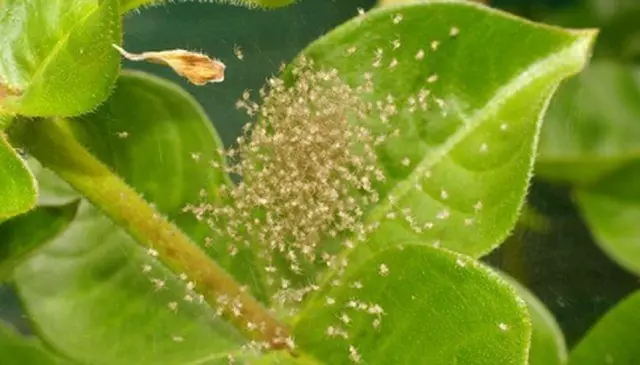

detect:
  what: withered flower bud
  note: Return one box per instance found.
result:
[112,44,225,85]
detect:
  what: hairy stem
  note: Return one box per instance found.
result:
[8,118,289,349]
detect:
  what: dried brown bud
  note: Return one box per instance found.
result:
[112,44,225,85]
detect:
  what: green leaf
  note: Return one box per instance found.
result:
[300,1,596,258]
[13,72,253,364]
[0,321,67,365]
[0,0,121,117]
[569,290,640,364]
[0,135,37,221]
[119,0,297,13]
[575,162,640,276]
[0,202,79,280]
[536,62,640,185]
[14,202,245,365]
[293,245,531,364]
[502,274,567,365]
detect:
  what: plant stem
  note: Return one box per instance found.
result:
[8,118,289,349]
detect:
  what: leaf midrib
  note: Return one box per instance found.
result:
[364,36,592,227]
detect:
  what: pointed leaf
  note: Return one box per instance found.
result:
[537,62,640,185]
[0,202,78,280]
[293,245,531,364]
[299,1,596,259]
[569,290,640,364]
[575,162,640,276]
[0,135,37,221]
[0,0,121,116]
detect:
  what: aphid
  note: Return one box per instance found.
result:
[349,345,362,363]
[168,301,178,312]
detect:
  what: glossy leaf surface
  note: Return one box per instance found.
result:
[294,245,531,364]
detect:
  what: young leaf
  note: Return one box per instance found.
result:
[502,274,567,365]
[0,202,79,280]
[293,245,531,364]
[0,0,121,117]
[12,72,259,364]
[298,1,596,259]
[575,162,640,276]
[537,62,640,185]
[569,290,640,364]
[119,0,297,13]
[0,321,67,365]
[0,135,37,221]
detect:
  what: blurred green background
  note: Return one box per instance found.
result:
[2,0,640,352]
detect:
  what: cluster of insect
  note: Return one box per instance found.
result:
[144,9,488,363]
